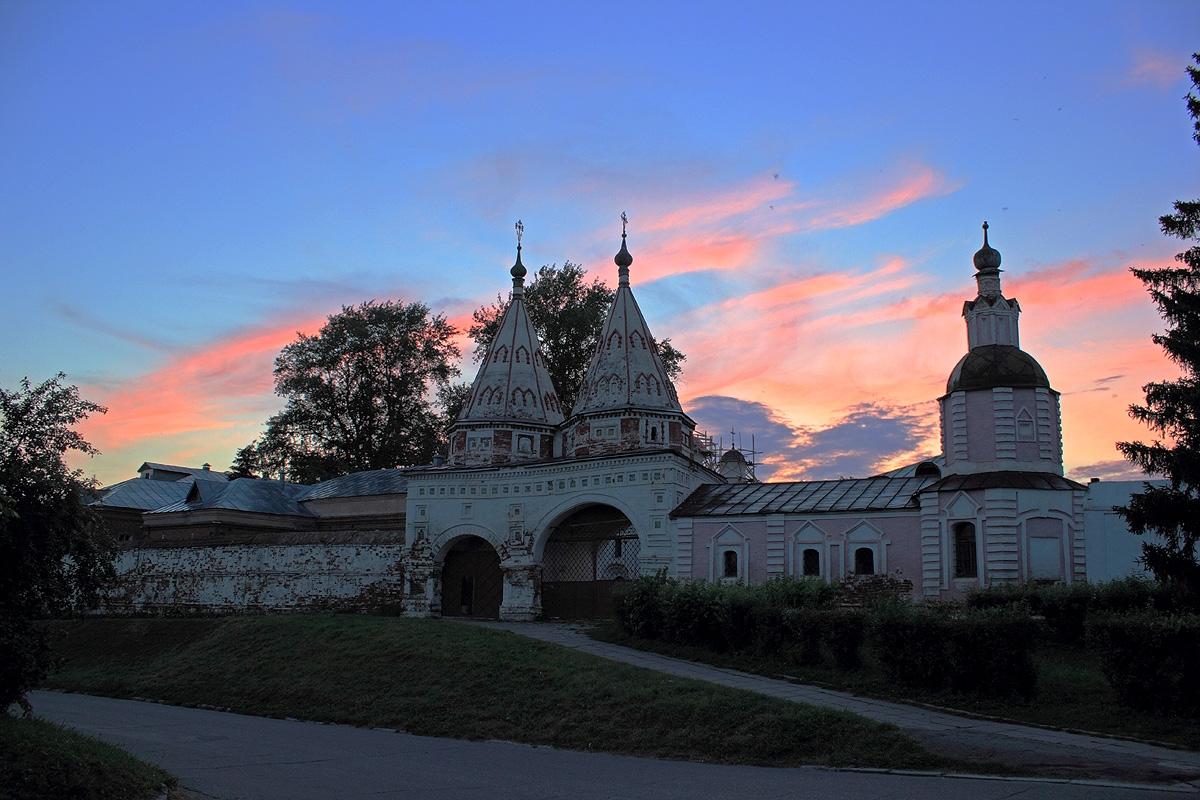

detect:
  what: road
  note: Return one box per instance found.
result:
[31,691,1197,800]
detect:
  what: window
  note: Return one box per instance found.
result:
[1017,409,1036,442]
[723,550,739,579]
[854,547,875,575]
[614,538,623,558]
[954,522,978,578]
[802,548,820,577]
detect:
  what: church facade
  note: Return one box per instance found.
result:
[95,222,1094,619]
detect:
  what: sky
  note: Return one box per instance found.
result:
[1,1,1198,486]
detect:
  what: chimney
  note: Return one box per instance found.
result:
[432,453,446,467]
[201,463,211,471]
[1090,477,1100,483]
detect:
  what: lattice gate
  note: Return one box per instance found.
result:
[541,509,641,619]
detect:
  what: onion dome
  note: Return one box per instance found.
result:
[719,448,747,464]
[946,344,1050,393]
[973,221,1002,271]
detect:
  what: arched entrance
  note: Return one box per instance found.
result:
[440,536,502,619]
[541,505,641,619]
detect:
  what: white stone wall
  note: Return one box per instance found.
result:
[110,544,406,611]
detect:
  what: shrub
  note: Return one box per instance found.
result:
[660,580,724,649]
[615,575,669,640]
[756,577,836,609]
[832,573,914,608]
[783,607,867,670]
[869,605,1037,697]
[1087,613,1200,716]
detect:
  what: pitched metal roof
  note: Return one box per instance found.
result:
[91,477,194,510]
[150,478,313,517]
[296,468,411,500]
[137,462,229,482]
[671,476,937,518]
[921,471,1085,493]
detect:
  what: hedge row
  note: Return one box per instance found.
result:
[616,576,1037,697]
[1087,613,1200,716]
[965,577,1182,644]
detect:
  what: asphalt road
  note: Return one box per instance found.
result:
[30,691,1197,800]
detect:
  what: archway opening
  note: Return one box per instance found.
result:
[542,504,640,619]
[440,536,502,619]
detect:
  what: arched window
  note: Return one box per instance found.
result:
[802,548,820,577]
[723,550,739,579]
[954,522,978,578]
[854,547,875,575]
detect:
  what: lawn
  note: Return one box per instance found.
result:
[0,714,174,800]
[42,614,974,772]
[590,622,1200,750]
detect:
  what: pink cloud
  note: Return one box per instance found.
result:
[1126,49,1187,88]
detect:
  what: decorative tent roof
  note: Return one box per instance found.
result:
[573,227,682,416]
[457,235,564,428]
[946,344,1050,393]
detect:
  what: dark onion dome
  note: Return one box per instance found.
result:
[511,244,527,279]
[719,448,747,464]
[973,221,1002,271]
[615,234,633,268]
[946,344,1050,393]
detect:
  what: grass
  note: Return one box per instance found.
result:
[0,714,174,800]
[590,622,1200,750]
[41,614,979,772]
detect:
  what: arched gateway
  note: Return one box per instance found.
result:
[541,504,641,619]
[440,536,502,618]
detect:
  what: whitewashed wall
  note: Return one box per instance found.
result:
[110,544,407,611]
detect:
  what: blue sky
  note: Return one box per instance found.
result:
[1,1,1198,484]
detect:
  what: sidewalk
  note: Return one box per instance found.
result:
[468,620,1200,786]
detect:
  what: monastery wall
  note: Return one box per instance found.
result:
[107,541,406,611]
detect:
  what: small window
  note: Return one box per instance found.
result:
[723,550,739,579]
[1017,410,1036,442]
[954,522,978,578]
[649,427,658,442]
[854,547,875,575]
[614,538,623,558]
[802,548,820,577]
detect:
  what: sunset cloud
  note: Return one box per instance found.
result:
[1125,49,1187,88]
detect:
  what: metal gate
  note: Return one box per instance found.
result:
[441,536,503,618]
[542,506,641,619]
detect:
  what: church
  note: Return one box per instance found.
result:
[95,222,1101,620]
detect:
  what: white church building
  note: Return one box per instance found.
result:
[94,223,1148,619]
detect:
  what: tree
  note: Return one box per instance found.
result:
[0,374,113,713]
[241,301,461,484]
[469,262,686,417]
[1117,53,1200,604]
[226,443,260,479]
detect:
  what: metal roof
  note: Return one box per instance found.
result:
[922,471,1085,493]
[671,476,936,518]
[137,462,229,482]
[151,478,313,517]
[91,477,194,510]
[297,468,411,500]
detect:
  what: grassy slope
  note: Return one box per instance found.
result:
[590,623,1200,750]
[0,715,174,800]
[43,615,968,771]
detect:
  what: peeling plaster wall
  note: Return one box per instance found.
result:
[110,543,406,611]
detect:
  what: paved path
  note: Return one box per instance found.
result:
[31,691,1195,799]
[469,621,1200,785]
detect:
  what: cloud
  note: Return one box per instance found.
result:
[51,302,177,353]
[628,163,957,284]
[1070,459,1158,482]
[1125,49,1187,88]
[687,395,937,482]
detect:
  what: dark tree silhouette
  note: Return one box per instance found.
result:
[1117,53,1200,603]
[0,374,113,714]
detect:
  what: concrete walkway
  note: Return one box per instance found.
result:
[469,621,1200,785]
[30,691,1196,799]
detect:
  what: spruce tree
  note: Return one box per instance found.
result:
[1117,53,1200,603]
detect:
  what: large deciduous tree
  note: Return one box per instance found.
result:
[241,301,460,483]
[1117,53,1200,604]
[0,374,113,713]
[469,262,685,417]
